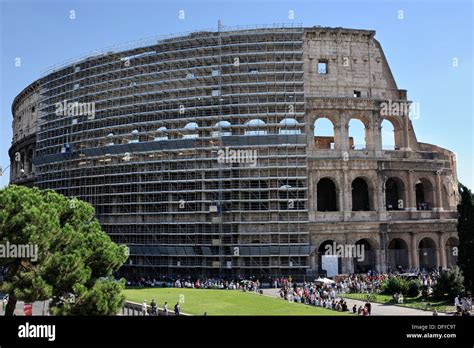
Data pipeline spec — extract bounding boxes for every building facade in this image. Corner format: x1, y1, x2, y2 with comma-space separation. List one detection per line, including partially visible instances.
9, 25, 459, 278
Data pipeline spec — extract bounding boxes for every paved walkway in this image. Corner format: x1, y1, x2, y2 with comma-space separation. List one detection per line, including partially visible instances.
262, 288, 446, 316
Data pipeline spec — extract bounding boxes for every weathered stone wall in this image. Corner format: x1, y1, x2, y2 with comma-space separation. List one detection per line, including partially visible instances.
303, 27, 459, 274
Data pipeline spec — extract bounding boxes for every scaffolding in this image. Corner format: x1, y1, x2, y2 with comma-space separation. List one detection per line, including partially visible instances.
34, 24, 309, 278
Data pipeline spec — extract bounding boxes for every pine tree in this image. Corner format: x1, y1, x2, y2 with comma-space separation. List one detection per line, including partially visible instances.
0, 185, 127, 315
457, 184, 474, 294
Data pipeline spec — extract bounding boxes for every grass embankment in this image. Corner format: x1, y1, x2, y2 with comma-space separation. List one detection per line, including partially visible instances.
124, 288, 350, 316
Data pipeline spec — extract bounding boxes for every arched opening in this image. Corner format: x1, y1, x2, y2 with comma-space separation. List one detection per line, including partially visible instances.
155, 126, 168, 141
381, 119, 396, 150
352, 177, 370, 211
415, 178, 434, 210
212, 121, 232, 138
353, 239, 375, 273
387, 238, 409, 271
385, 177, 405, 210
279, 118, 301, 135
183, 122, 199, 139
418, 237, 437, 271
317, 240, 342, 276
317, 178, 337, 211
348, 118, 367, 150
130, 129, 139, 143
445, 237, 459, 268
245, 119, 267, 135
314, 118, 335, 149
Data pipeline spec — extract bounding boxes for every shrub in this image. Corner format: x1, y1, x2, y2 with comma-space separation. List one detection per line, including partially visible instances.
382, 277, 409, 295
407, 279, 421, 297
421, 285, 430, 298
433, 266, 465, 299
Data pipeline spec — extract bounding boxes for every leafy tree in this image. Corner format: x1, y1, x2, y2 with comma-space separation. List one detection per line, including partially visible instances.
457, 184, 474, 294
433, 266, 465, 299
0, 185, 127, 315
406, 279, 421, 297
381, 276, 409, 295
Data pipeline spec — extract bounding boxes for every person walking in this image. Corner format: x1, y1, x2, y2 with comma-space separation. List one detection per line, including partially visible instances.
150, 299, 157, 316
142, 299, 148, 316
163, 301, 169, 316
365, 301, 372, 315
174, 302, 180, 316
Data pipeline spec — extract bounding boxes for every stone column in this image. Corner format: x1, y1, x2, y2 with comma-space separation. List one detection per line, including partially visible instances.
337, 111, 349, 153
407, 170, 416, 211
342, 168, 351, 221
437, 232, 447, 269
404, 115, 409, 149
410, 232, 419, 271
434, 170, 444, 212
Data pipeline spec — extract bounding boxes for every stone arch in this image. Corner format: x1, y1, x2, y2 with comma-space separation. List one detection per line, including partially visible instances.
316, 177, 338, 211
418, 237, 438, 270
313, 117, 336, 150
381, 117, 403, 150
385, 176, 406, 211
415, 177, 435, 210
351, 176, 375, 211
348, 117, 368, 150
387, 238, 409, 271
352, 238, 377, 273
315, 239, 343, 275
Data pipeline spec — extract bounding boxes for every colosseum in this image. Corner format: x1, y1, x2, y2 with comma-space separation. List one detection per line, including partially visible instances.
8, 25, 459, 279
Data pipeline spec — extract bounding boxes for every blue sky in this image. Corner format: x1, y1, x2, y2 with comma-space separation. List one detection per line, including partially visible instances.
0, 0, 472, 188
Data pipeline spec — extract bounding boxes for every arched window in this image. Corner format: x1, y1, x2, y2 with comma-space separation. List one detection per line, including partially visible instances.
388, 238, 409, 270
418, 237, 437, 270
348, 118, 366, 150
130, 129, 139, 143
385, 177, 405, 210
352, 177, 370, 211
415, 178, 434, 210
212, 121, 232, 138
381, 119, 396, 150
278, 118, 300, 135
106, 132, 114, 146
314, 118, 335, 149
155, 126, 168, 141
317, 178, 337, 211
183, 122, 199, 139
245, 119, 267, 135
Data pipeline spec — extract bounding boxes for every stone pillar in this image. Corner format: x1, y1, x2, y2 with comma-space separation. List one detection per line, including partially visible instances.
407, 170, 416, 211
434, 170, 444, 212
377, 169, 388, 220
402, 114, 411, 151
410, 232, 419, 271
338, 111, 349, 153
437, 232, 447, 269
342, 168, 351, 221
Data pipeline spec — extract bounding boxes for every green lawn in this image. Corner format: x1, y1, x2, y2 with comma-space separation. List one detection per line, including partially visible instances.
124, 288, 350, 316
341, 293, 452, 312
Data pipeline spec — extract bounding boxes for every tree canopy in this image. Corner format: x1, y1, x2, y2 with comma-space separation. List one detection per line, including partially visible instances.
457, 183, 474, 294
0, 185, 127, 315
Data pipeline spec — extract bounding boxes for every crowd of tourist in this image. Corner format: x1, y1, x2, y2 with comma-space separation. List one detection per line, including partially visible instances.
126, 271, 472, 316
